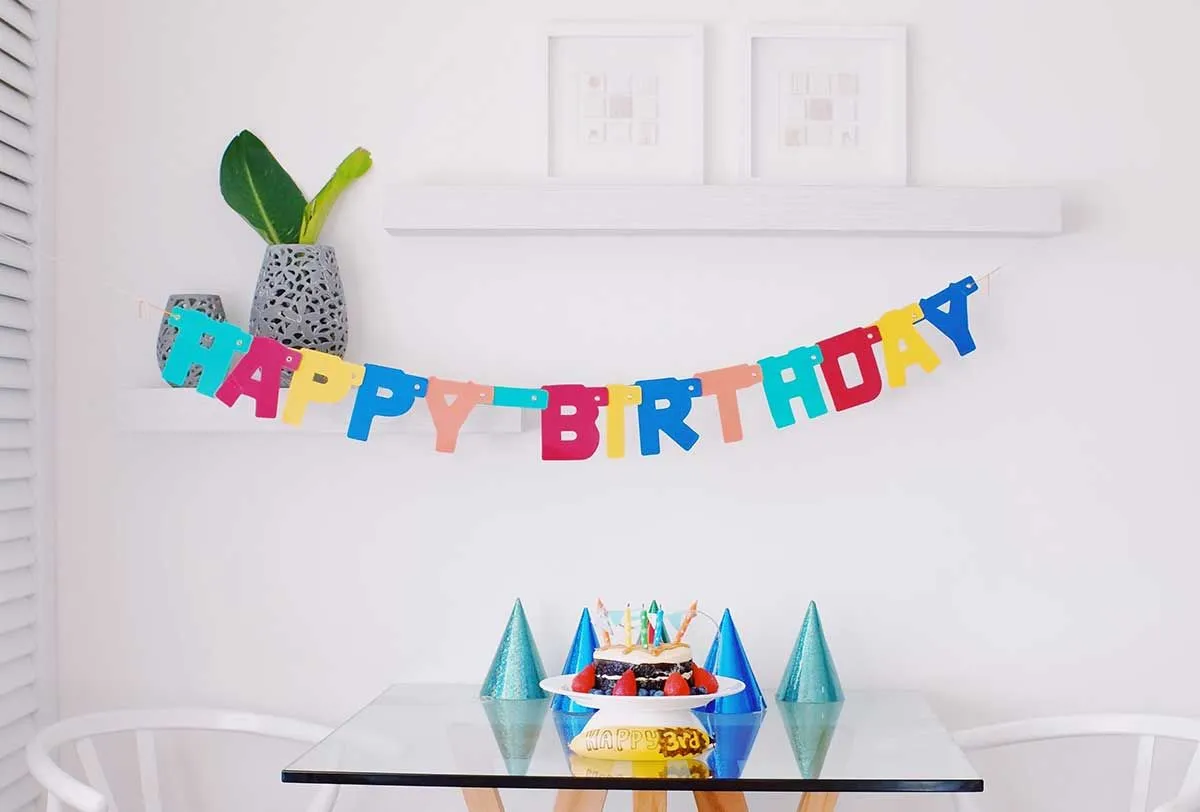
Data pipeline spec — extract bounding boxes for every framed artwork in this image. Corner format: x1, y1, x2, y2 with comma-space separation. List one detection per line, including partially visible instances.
547, 23, 705, 183
743, 26, 907, 185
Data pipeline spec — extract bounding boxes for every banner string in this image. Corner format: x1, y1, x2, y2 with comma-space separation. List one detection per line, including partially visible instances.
118, 266, 1004, 324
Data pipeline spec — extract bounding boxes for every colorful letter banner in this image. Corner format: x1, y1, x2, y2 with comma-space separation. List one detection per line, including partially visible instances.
159, 277, 981, 459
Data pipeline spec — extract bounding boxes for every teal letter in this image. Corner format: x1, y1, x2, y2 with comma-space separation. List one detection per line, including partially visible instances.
758, 346, 828, 428
161, 307, 250, 396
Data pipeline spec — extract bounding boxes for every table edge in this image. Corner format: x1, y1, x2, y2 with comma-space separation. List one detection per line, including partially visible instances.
282, 769, 983, 793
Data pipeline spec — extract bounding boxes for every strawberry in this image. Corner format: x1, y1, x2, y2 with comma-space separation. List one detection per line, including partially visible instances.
613, 669, 638, 696
663, 672, 690, 696
692, 666, 720, 695
571, 663, 596, 693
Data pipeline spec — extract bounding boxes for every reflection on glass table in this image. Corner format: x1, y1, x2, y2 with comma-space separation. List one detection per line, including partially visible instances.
282, 684, 981, 811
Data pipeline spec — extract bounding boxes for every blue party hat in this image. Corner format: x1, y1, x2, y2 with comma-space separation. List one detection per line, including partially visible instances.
481, 599, 548, 700
481, 698, 549, 776
552, 608, 600, 713
702, 609, 767, 713
552, 710, 594, 757
776, 601, 843, 703
698, 712, 765, 778
778, 700, 842, 777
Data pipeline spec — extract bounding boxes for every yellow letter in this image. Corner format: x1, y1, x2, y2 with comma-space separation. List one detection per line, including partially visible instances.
282, 350, 364, 426
605, 385, 642, 459
875, 304, 941, 387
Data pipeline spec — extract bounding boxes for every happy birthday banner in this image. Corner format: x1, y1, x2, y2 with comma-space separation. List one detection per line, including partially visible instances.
158, 276, 980, 460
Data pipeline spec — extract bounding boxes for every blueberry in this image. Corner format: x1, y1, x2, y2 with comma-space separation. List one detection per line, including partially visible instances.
697, 687, 708, 694
691, 687, 700, 695
653, 690, 664, 696
638, 688, 648, 696
590, 689, 601, 694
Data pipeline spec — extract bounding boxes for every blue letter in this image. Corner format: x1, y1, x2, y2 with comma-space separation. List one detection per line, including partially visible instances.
635, 377, 701, 456
347, 364, 428, 441
920, 277, 979, 356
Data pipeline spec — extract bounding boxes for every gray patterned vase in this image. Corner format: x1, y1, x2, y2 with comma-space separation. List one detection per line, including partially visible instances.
248, 245, 349, 377
156, 294, 227, 388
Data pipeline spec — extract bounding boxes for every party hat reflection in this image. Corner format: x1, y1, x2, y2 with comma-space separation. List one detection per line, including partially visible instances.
702, 609, 767, 713
552, 710, 593, 757
778, 701, 842, 778
698, 712, 764, 779
777, 601, 843, 704
481, 599, 548, 700
482, 698, 549, 776
552, 608, 600, 713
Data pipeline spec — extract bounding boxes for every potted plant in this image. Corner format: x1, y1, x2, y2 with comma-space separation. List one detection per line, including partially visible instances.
220, 130, 372, 362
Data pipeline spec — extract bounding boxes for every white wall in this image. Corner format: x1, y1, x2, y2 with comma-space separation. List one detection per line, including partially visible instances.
53, 0, 1200, 810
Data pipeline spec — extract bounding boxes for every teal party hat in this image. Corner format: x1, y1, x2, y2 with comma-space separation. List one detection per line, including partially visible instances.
776, 601, 843, 703
778, 701, 842, 777
480, 599, 548, 700
702, 609, 767, 713
552, 608, 600, 713
481, 697, 549, 776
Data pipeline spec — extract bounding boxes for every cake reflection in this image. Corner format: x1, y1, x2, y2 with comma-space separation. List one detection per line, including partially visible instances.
569, 755, 712, 780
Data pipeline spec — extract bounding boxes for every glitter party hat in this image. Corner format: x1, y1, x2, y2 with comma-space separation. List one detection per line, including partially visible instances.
778, 700, 842, 778
701, 609, 766, 713
481, 697, 549, 776
480, 599, 548, 700
551, 608, 600, 713
776, 601, 843, 704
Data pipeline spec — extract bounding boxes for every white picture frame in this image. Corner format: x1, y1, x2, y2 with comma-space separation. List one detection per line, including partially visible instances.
547, 22, 705, 183
742, 25, 907, 185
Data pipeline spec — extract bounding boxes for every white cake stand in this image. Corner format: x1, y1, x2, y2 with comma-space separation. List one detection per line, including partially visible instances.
540, 674, 746, 736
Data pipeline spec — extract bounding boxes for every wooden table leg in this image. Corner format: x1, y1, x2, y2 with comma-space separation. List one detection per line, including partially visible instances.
694, 791, 750, 812
462, 788, 505, 812
553, 790, 608, 812
632, 790, 667, 812
797, 792, 839, 812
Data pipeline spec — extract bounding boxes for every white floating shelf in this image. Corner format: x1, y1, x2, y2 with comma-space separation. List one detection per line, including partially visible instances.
384, 185, 1062, 236
116, 388, 523, 435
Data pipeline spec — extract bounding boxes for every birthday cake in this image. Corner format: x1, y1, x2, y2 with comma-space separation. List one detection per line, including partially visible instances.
570, 600, 720, 697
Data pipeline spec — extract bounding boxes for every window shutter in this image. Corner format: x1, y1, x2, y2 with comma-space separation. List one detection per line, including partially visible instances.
0, 0, 51, 811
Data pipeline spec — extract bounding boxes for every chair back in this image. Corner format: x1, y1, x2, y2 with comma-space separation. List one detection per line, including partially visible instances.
953, 714, 1200, 812
26, 708, 339, 812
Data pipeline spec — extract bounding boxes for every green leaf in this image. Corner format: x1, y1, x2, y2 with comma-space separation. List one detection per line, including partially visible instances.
219, 130, 307, 245
298, 147, 372, 244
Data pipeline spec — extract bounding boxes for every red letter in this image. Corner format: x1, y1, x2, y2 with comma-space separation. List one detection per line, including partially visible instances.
817, 326, 883, 411
214, 337, 301, 419
541, 385, 608, 461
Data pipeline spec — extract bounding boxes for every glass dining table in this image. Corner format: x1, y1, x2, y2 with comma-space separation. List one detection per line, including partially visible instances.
283, 684, 982, 812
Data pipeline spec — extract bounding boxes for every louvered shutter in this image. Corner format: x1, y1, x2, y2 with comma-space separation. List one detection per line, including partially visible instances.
0, 1, 50, 811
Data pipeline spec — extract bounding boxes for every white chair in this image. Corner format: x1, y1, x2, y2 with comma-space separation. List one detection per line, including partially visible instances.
953, 715, 1200, 812
26, 708, 341, 812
